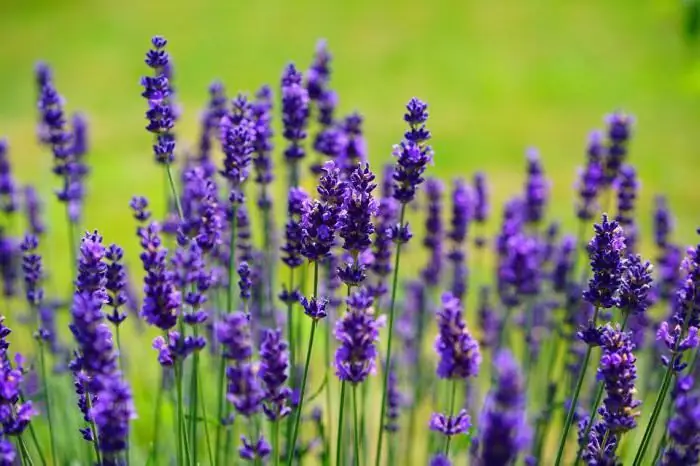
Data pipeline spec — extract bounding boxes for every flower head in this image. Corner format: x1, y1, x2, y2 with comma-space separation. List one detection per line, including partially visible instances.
281, 64, 310, 163
435, 292, 481, 379
141, 36, 176, 164
259, 328, 291, 421
429, 409, 471, 437
20, 234, 43, 307
618, 254, 653, 315
582, 215, 626, 309
392, 98, 432, 204
0, 139, 17, 215
523, 148, 549, 225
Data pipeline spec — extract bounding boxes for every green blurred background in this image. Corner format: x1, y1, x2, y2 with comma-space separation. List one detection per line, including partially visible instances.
1, 0, 700, 462
1, 0, 699, 249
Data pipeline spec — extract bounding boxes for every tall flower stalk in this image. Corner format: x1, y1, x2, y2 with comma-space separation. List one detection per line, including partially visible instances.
376, 97, 433, 465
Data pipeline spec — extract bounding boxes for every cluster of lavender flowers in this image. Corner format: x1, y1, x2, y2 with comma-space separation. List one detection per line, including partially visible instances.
1, 35, 700, 466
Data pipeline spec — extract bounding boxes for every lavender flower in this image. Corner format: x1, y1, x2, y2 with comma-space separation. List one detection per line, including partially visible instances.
69, 291, 118, 380
281, 64, 310, 168
340, 113, 367, 171
615, 164, 638, 252
334, 288, 384, 384
299, 296, 328, 321
662, 377, 700, 465
498, 233, 541, 308
23, 186, 45, 236
239, 435, 271, 462
473, 171, 489, 248
138, 223, 181, 330
226, 362, 264, 417
20, 234, 43, 308
430, 454, 452, 466
252, 85, 275, 208
337, 164, 377, 286
429, 409, 471, 436
281, 188, 308, 269
654, 195, 673, 249
604, 112, 634, 184
180, 166, 223, 252
129, 196, 151, 223
618, 254, 653, 316
172, 239, 211, 327
92, 373, 135, 463
392, 98, 432, 204
306, 39, 332, 102
384, 361, 403, 432
477, 286, 501, 349
582, 215, 626, 309
475, 351, 528, 466
0, 352, 35, 437
77, 230, 107, 298
597, 325, 641, 432
435, 293, 481, 379
578, 418, 618, 466
220, 95, 255, 200
370, 195, 398, 298
196, 81, 227, 177
141, 36, 176, 165
0, 139, 17, 215
0, 233, 17, 298
576, 131, 604, 221
523, 148, 549, 225
68, 112, 89, 223
422, 178, 444, 286
552, 235, 576, 293
259, 328, 291, 421
216, 312, 253, 362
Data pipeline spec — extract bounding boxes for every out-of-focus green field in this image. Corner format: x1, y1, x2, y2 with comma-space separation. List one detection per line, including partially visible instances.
1, 0, 700, 462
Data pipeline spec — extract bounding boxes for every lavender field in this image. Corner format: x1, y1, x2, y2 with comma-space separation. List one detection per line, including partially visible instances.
1, 2, 700, 466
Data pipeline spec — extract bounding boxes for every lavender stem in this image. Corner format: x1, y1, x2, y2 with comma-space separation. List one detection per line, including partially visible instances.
336, 381, 347, 466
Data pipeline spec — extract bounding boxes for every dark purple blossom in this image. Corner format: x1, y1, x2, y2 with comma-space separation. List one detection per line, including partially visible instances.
430, 454, 452, 466
429, 409, 471, 436
582, 215, 626, 309
618, 254, 653, 316
220, 96, 255, 197
552, 235, 576, 293
523, 148, 549, 225
0, 353, 35, 437
422, 178, 444, 286
576, 131, 604, 221
129, 196, 151, 223
281, 63, 310, 166
196, 81, 227, 177
180, 166, 223, 252
138, 223, 181, 330
662, 377, 700, 465
92, 373, 134, 463
0, 233, 17, 298
172, 239, 211, 324
654, 195, 673, 250
615, 164, 638, 252
141, 36, 176, 165
339, 113, 367, 172
435, 293, 481, 379
0, 439, 15, 464
216, 312, 253, 362
604, 112, 634, 184
299, 296, 328, 321
252, 85, 275, 208
473, 172, 489, 248
227, 362, 263, 417
477, 286, 501, 349
475, 351, 529, 466
392, 98, 432, 204
498, 233, 541, 308
259, 328, 291, 421
23, 186, 45, 236
239, 435, 271, 462
597, 325, 641, 433
0, 139, 17, 215
306, 39, 332, 101
384, 361, 403, 432
334, 288, 384, 384
578, 418, 618, 466
77, 230, 107, 298
104, 244, 128, 326
370, 196, 398, 298
238, 261, 252, 302
20, 234, 43, 308
281, 188, 308, 268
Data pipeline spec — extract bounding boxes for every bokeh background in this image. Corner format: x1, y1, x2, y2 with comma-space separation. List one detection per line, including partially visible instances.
1, 0, 700, 462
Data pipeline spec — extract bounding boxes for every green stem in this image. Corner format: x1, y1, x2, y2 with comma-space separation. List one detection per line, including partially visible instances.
553, 307, 599, 466
189, 349, 200, 465
25, 421, 46, 466
84, 384, 102, 465
37, 340, 57, 464
286, 261, 320, 466
353, 385, 361, 466
374, 205, 406, 466
18, 435, 34, 466
165, 164, 184, 220
198, 366, 214, 466
336, 381, 347, 466
273, 420, 280, 466
444, 380, 458, 456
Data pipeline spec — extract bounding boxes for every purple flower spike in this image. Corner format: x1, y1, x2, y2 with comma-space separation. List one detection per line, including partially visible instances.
392, 98, 433, 204
582, 214, 626, 309
306, 39, 332, 101
662, 378, 700, 465
239, 435, 271, 462
654, 195, 673, 249
252, 85, 275, 208
226, 362, 263, 417
604, 112, 634, 184
523, 148, 549, 225
430, 454, 452, 466
429, 409, 471, 436
435, 292, 481, 380
618, 254, 653, 316
23, 186, 45, 236
77, 230, 107, 298
597, 325, 641, 433
141, 36, 177, 165
138, 223, 181, 331
475, 350, 528, 465
281, 63, 310, 164
576, 132, 604, 221
299, 296, 328, 321
334, 288, 385, 384
615, 164, 639, 253
216, 312, 253, 362
20, 234, 43, 308
0, 139, 17, 215
259, 328, 291, 421
281, 187, 308, 268
422, 178, 444, 287
220, 96, 255, 199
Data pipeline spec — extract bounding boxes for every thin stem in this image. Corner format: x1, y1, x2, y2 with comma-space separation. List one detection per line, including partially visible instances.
444, 380, 458, 456
286, 261, 320, 466
84, 384, 102, 465
336, 381, 347, 466
273, 420, 280, 466
189, 349, 200, 465
375, 204, 406, 466
353, 385, 361, 466
198, 367, 214, 466
37, 341, 57, 464
554, 307, 599, 466
165, 164, 184, 220
18, 435, 34, 466
25, 421, 46, 466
